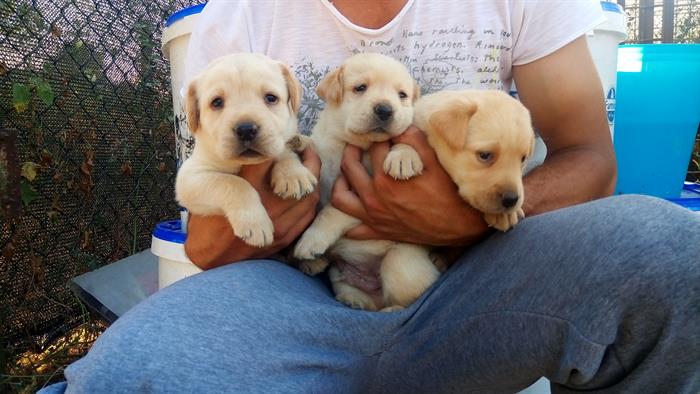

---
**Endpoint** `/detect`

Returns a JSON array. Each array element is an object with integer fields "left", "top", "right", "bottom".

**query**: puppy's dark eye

[
  {"left": 521, "top": 155, "right": 526, "bottom": 163},
  {"left": 353, "top": 84, "right": 367, "bottom": 93},
  {"left": 211, "top": 97, "right": 224, "bottom": 109},
  {"left": 398, "top": 91, "right": 408, "bottom": 99},
  {"left": 477, "top": 151, "right": 493, "bottom": 162},
  {"left": 264, "top": 94, "right": 278, "bottom": 104}
]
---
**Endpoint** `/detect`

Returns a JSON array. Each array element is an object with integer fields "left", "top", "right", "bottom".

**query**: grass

[{"left": 1, "top": 317, "right": 106, "bottom": 393}]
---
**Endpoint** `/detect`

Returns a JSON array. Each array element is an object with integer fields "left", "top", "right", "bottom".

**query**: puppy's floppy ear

[
  {"left": 280, "top": 63, "right": 302, "bottom": 114},
  {"left": 428, "top": 97, "right": 477, "bottom": 150},
  {"left": 316, "top": 66, "right": 344, "bottom": 106},
  {"left": 185, "top": 78, "right": 200, "bottom": 133},
  {"left": 412, "top": 80, "right": 421, "bottom": 103}
]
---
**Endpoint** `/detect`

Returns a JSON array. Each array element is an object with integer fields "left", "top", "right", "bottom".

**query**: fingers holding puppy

[{"left": 186, "top": 194, "right": 318, "bottom": 270}]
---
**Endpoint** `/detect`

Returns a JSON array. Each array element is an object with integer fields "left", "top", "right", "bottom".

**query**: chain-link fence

[{"left": 1, "top": 0, "right": 198, "bottom": 390}]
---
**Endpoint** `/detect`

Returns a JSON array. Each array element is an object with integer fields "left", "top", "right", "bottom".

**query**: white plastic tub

[
  {"left": 586, "top": 0, "right": 628, "bottom": 139},
  {"left": 151, "top": 219, "right": 201, "bottom": 289},
  {"left": 162, "top": 4, "right": 205, "bottom": 165}
]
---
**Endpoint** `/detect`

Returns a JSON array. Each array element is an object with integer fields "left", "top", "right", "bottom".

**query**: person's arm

[
  {"left": 185, "top": 148, "right": 321, "bottom": 270},
  {"left": 515, "top": 36, "right": 616, "bottom": 215},
  {"left": 330, "top": 36, "right": 615, "bottom": 245}
]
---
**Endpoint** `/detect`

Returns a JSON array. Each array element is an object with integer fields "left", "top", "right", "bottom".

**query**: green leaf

[
  {"left": 20, "top": 179, "right": 38, "bottom": 206},
  {"left": 12, "top": 83, "right": 30, "bottom": 113},
  {"left": 30, "top": 76, "right": 54, "bottom": 106},
  {"left": 21, "top": 162, "right": 38, "bottom": 182}
]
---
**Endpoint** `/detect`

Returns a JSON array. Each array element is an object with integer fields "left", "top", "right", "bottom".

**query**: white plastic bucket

[
  {"left": 586, "top": 1, "right": 628, "bottom": 138},
  {"left": 521, "top": 1, "right": 628, "bottom": 172},
  {"left": 162, "top": 4, "right": 205, "bottom": 166},
  {"left": 151, "top": 219, "right": 201, "bottom": 289}
]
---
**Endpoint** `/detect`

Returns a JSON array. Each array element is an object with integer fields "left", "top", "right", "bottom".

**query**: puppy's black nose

[
  {"left": 374, "top": 103, "right": 394, "bottom": 122},
  {"left": 235, "top": 122, "right": 258, "bottom": 142},
  {"left": 501, "top": 192, "right": 520, "bottom": 209}
]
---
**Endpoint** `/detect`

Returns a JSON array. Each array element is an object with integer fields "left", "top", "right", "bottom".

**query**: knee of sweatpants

[
  {"left": 582, "top": 194, "right": 700, "bottom": 287},
  {"left": 492, "top": 194, "right": 700, "bottom": 330},
  {"left": 581, "top": 195, "right": 700, "bottom": 334},
  {"left": 553, "top": 194, "right": 699, "bottom": 252}
]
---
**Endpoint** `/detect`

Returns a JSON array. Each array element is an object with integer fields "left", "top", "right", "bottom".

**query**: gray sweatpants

[{"left": 41, "top": 195, "right": 700, "bottom": 393}]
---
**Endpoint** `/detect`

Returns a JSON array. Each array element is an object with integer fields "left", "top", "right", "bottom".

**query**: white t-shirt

[{"left": 185, "top": 0, "right": 604, "bottom": 135}]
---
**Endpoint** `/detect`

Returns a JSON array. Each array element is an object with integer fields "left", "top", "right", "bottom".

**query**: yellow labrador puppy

[
  {"left": 176, "top": 53, "right": 316, "bottom": 248},
  {"left": 293, "top": 53, "right": 440, "bottom": 312},
  {"left": 414, "top": 90, "right": 535, "bottom": 231}
]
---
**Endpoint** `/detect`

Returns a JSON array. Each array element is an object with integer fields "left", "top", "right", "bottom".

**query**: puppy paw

[
  {"left": 336, "top": 293, "right": 377, "bottom": 311},
  {"left": 286, "top": 135, "right": 312, "bottom": 153},
  {"left": 380, "top": 305, "right": 405, "bottom": 313},
  {"left": 230, "top": 209, "right": 274, "bottom": 247},
  {"left": 383, "top": 144, "right": 423, "bottom": 180},
  {"left": 271, "top": 162, "right": 317, "bottom": 200},
  {"left": 298, "top": 257, "right": 329, "bottom": 276},
  {"left": 293, "top": 229, "right": 332, "bottom": 260},
  {"left": 484, "top": 208, "right": 525, "bottom": 232}
]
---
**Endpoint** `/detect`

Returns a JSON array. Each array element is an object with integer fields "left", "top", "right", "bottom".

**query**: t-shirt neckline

[{"left": 320, "top": 0, "right": 416, "bottom": 36}]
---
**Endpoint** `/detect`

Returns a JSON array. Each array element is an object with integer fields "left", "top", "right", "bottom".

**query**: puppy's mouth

[
  {"left": 349, "top": 124, "right": 396, "bottom": 142},
  {"left": 235, "top": 143, "right": 267, "bottom": 159},
  {"left": 349, "top": 126, "right": 388, "bottom": 135},
  {"left": 473, "top": 200, "right": 520, "bottom": 215},
  {"left": 239, "top": 148, "right": 263, "bottom": 158},
  {"left": 460, "top": 193, "right": 499, "bottom": 215}
]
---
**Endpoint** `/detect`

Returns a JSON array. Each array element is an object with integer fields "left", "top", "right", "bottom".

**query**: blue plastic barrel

[{"left": 614, "top": 44, "right": 700, "bottom": 198}]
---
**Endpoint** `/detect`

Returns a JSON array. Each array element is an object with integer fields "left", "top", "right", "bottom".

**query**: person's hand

[
  {"left": 330, "top": 127, "right": 490, "bottom": 246},
  {"left": 184, "top": 147, "right": 321, "bottom": 270}
]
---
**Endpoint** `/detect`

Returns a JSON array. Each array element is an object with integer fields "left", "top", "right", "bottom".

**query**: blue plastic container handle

[
  {"left": 152, "top": 220, "right": 187, "bottom": 244},
  {"left": 165, "top": 3, "right": 206, "bottom": 27},
  {"left": 600, "top": 1, "right": 624, "bottom": 14}
]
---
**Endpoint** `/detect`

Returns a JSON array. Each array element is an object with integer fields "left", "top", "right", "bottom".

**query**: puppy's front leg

[
  {"left": 271, "top": 149, "right": 318, "bottom": 200},
  {"left": 178, "top": 172, "right": 274, "bottom": 247},
  {"left": 383, "top": 143, "right": 424, "bottom": 180},
  {"left": 293, "top": 206, "right": 360, "bottom": 274},
  {"left": 484, "top": 208, "right": 525, "bottom": 232}
]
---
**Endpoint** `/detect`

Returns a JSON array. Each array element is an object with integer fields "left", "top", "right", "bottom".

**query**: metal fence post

[
  {"left": 662, "top": 0, "right": 676, "bottom": 42},
  {"left": 639, "top": 0, "right": 656, "bottom": 42}
]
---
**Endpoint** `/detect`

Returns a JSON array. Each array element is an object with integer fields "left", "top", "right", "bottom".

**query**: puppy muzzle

[
  {"left": 235, "top": 122, "right": 259, "bottom": 142},
  {"left": 373, "top": 103, "right": 394, "bottom": 122},
  {"left": 369, "top": 102, "right": 395, "bottom": 133},
  {"left": 233, "top": 121, "right": 266, "bottom": 158},
  {"left": 500, "top": 191, "right": 520, "bottom": 209}
]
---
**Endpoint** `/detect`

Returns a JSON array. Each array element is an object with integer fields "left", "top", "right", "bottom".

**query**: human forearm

[
  {"left": 184, "top": 148, "right": 321, "bottom": 269},
  {"left": 514, "top": 36, "right": 616, "bottom": 216},
  {"left": 522, "top": 144, "right": 616, "bottom": 216}
]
